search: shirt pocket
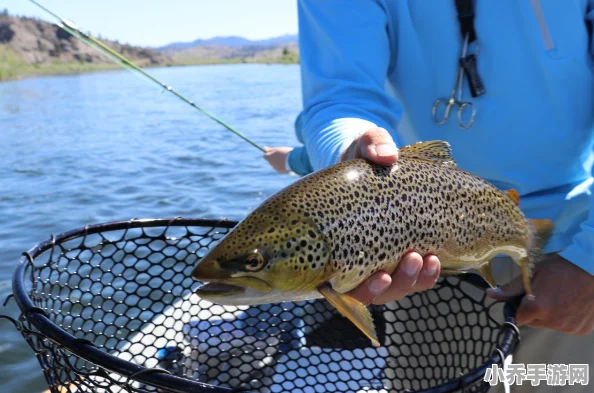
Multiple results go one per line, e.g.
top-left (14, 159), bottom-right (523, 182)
top-left (528, 0), bottom-right (588, 59)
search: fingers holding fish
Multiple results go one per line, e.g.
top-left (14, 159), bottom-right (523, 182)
top-left (193, 140), bottom-right (555, 345)
top-left (370, 253), bottom-right (441, 305)
top-left (345, 252), bottom-right (441, 306)
top-left (487, 255), bottom-right (594, 336)
top-left (345, 270), bottom-right (392, 306)
top-left (339, 127), bottom-right (398, 166)
top-left (411, 254), bottom-right (441, 292)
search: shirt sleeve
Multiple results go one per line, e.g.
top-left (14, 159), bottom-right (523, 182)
top-left (286, 146), bottom-right (314, 176)
top-left (296, 0), bottom-right (403, 172)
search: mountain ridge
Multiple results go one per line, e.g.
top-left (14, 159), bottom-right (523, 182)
top-left (156, 34), bottom-right (298, 52)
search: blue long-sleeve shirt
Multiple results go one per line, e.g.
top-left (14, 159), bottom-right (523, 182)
top-left (288, 0), bottom-right (594, 275)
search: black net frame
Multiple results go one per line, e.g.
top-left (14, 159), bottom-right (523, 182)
top-left (2, 217), bottom-right (521, 393)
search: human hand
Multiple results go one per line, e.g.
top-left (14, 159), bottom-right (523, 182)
top-left (487, 254), bottom-right (594, 336)
top-left (341, 128), bottom-right (441, 305)
top-left (263, 146), bottom-right (293, 174)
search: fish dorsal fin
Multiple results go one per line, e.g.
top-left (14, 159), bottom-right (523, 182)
top-left (398, 140), bottom-right (457, 166)
top-left (505, 189), bottom-right (520, 206)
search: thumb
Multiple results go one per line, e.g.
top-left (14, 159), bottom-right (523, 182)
top-left (486, 275), bottom-right (525, 300)
top-left (358, 128), bottom-right (398, 166)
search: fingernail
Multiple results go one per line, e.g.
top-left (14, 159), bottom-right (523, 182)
top-left (404, 259), bottom-right (421, 276)
top-left (368, 279), bottom-right (389, 295)
top-left (375, 144), bottom-right (397, 157)
top-left (426, 262), bottom-right (438, 276)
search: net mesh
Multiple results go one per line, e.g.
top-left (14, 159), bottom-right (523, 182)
top-left (5, 218), bottom-right (519, 393)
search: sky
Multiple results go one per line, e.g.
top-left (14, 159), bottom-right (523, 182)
top-left (3, 0), bottom-right (299, 47)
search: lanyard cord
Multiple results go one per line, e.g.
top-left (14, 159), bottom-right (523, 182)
top-left (455, 0), bottom-right (478, 44)
top-left (453, 0), bottom-right (486, 98)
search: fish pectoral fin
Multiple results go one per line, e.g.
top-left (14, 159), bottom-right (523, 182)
top-left (398, 140), bottom-right (457, 166)
top-left (479, 262), bottom-right (497, 288)
top-left (505, 189), bottom-right (520, 206)
top-left (317, 283), bottom-right (380, 347)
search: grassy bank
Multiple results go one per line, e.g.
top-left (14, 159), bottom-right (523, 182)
top-left (0, 46), bottom-right (125, 81)
top-left (0, 46), bottom-right (299, 82)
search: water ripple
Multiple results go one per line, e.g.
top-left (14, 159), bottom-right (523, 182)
top-left (0, 64), bottom-right (301, 393)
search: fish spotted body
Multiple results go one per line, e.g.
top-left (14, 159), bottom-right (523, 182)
top-left (192, 141), bottom-right (553, 346)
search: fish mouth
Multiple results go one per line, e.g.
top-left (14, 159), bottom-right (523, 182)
top-left (195, 277), bottom-right (273, 298)
top-left (195, 282), bottom-right (245, 296)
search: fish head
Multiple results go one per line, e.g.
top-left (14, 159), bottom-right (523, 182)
top-left (192, 209), bottom-right (331, 305)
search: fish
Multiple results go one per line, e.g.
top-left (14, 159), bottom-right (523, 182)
top-left (191, 140), bottom-right (554, 347)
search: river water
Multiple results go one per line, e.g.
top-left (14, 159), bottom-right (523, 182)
top-left (0, 64), bottom-right (303, 393)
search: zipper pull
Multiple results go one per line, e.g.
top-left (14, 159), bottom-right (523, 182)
top-left (460, 54), bottom-right (486, 98)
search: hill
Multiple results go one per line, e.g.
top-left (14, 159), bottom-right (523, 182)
top-left (0, 13), bottom-right (173, 80)
top-left (0, 12), bottom-right (299, 81)
top-left (154, 34), bottom-right (299, 65)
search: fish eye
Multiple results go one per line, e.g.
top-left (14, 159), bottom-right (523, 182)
top-left (245, 252), bottom-right (264, 271)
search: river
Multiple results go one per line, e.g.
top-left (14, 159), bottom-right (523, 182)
top-left (0, 64), bottom-right (302, 393)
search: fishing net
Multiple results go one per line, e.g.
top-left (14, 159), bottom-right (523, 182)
top-left (2, 218), bottom-right (520, 393)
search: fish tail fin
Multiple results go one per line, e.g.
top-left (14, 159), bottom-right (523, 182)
top-left (516, 218), bottom-right (554, 299)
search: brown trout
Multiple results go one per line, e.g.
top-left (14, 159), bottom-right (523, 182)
top-left (192, 141), bottom-right (553, 346)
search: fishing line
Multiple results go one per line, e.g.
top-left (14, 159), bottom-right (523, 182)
top-left (28, 0), bottom-right (266, 153)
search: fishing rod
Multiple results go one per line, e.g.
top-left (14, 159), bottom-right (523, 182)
top-left (28, 0), bottom-right (266, 153)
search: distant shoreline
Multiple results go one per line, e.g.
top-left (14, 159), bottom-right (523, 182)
top-left (0, 59), bottom-right (299, 83)
top-left (0, 14), bottom-right (299, 83)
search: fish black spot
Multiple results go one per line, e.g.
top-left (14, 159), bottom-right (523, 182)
top-left (267, 228), bottom-right (275, 233)
top-left (307, 255), bottom-right (313, 262)
top-left (308, 230), bottom-right (316, 238)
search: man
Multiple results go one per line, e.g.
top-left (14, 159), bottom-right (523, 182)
top-left (265, 1), bottom-right (594, 392)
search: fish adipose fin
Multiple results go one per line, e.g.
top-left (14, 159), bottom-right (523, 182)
top-left (398, 140), bottom-right (457, 166)
top-left (505, 189), bottom-right (520, 206)
top-left (515, 218), bottom-right (555, 299)
top-left (317, 283), bottom-right (380, 347)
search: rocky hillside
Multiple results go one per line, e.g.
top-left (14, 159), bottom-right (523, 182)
top-left (0, 12), bottom-right (299, 81)
top-left (0, 13), bottom-right (172, 67)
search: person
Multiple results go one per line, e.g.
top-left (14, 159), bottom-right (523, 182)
top-left (264, 1), bottom-right (594, 392)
